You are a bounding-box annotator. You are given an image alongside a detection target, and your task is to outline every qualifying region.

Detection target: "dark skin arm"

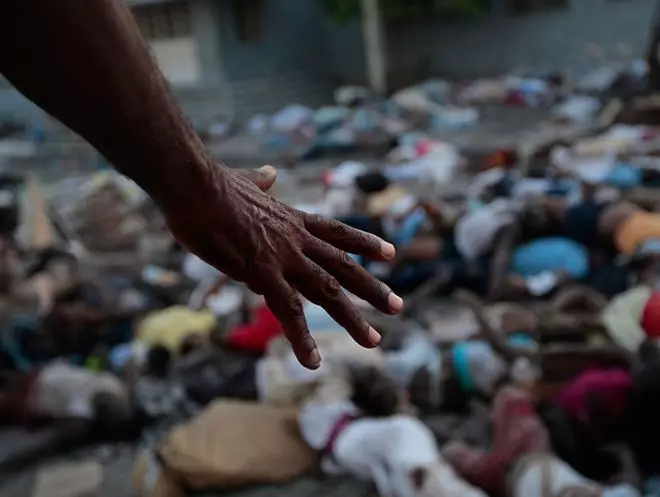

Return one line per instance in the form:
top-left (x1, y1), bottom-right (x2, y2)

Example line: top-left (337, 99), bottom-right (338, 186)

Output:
top-left (0, 0), bottom-right (403, 369)
top-left (0, 419), bottom-right (89, 478)
top-left (455, 289), bottom-right (526, 363)
top-left (456, 290), bottom-right (634, 369)
top-left (487, 223), bottom-right (519, 302)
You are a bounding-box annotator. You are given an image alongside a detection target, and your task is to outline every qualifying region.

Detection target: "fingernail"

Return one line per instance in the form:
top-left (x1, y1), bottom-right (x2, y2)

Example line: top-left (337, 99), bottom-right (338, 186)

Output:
top-left (259, 165), bottom-right (277, 176)
top-left (308, 348), bottom-right (321, 369)
top-left (388, 292), bottom-right (404, 313)
top-left (381, 242), bottom-right (396, 259)
top-left (368, 327), bottom-right (381, 345)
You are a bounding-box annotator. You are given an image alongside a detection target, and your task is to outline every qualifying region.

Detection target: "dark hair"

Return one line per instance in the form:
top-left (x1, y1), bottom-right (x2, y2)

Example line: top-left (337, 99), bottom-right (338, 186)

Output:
top-left (349, 365), bottom-right (400, 417)
top-left (146, 346), bottom-right (172, 378)
top-left (627, 378), bottom-right (660, 476)
top-left (178, 333), bottom-right (205, 357)
top-left (92, 391), bottom-right (132, 428)
top-left (355, 172), bottom-right (390, 195)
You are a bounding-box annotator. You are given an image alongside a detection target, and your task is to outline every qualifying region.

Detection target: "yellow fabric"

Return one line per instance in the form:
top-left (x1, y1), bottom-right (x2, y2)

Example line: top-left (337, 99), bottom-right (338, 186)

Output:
top-left (367, 186), bottom-right (410, 217)
top-left (136, 306), bottom-right (216, 353)
top-left (602, 285), bottom-right (651, 353)
top-left (614, 211), bottom-right (660, 255)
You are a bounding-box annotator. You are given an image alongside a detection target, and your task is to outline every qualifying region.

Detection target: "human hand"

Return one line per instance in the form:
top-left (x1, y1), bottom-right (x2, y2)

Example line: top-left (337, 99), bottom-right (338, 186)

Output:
top-left (164, 165), bottom-right (403, 369)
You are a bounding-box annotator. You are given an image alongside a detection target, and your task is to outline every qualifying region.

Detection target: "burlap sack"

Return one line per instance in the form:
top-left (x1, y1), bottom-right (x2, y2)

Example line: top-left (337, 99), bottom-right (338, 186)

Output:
top-left (158, 400), bottom-right (317, 490)
top-left (133, 450), bottom-right (185, 497)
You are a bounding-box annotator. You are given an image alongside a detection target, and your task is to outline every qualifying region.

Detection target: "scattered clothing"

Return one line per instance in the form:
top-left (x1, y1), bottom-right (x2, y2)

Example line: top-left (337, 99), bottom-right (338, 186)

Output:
top-left (136, 307), bottom-right (216, 354)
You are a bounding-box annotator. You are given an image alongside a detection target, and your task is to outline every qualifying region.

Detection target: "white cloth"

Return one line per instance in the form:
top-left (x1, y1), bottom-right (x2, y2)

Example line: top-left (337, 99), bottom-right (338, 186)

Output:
top-left (468, 168), bottom-right (507, 198)
top-left (525, 271), bottom-right (559, 297)
top-left (602, 285), bottom-right (652, 353)
top-left (455, 199), bottom-right (522, 262)
top-left (384, 332), bottom-right (440, 390)
top-left (298, 399), bottom-right (359, 453)
top-left (513, 453), bottom-right (640, 497)
top-left (460, 342), bottom-right (508, 396)
top-left (327, 161), bottom-right (368, 188)
top-left (334, 414), bottom-right (487, 497)
top-left (188, 279), bottom-right (243, 318)
top-left (29, 362), bottom-right (128, 420)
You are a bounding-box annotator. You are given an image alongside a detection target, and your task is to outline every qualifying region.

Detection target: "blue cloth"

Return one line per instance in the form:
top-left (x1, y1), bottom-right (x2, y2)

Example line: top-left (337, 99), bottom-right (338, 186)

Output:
top-left (511, 237), bottom-right (589, 279)
top-left (109, 343), bottom-right (134, 373)
top-left (607, 163), bottom-right (643, 189)
top-left (508, 333), bottom-right (539, 350)
top-left (393, 208), bottom-right (427, 247)
top-left (452, 342), bottom-right (479, 394)
top-left (547, 178), bottom-right (578, 197)
top-left (453, 335), bottom-right (539, 394)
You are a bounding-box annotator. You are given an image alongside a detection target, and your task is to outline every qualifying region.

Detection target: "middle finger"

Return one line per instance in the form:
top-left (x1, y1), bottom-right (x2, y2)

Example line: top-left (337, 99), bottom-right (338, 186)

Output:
top-left (287, 259), bottom-right (381, 348)
top-left (303, 238), bottom-right (401, 315)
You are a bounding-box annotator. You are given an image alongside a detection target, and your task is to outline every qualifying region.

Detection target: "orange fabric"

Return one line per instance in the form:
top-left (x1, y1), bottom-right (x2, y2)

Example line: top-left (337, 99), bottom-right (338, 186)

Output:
top-left (484, 149), bottom-right (517, 170)
top-left (614, 211), bottom-right (660, 255)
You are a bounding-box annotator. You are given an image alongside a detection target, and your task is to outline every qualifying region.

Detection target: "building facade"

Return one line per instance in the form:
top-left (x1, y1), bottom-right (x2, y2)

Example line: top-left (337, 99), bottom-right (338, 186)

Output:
top-left (327, 0), bottom-right (659, 86)
top-left (127, 0), bottom-right (333, 122)
top-left (0, 0), bottom-right (658, 127)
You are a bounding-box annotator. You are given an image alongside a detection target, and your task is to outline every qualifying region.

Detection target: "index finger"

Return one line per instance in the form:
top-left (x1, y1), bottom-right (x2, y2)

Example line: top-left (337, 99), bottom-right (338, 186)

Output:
top-left (303, 213), bottom-right (395, 261)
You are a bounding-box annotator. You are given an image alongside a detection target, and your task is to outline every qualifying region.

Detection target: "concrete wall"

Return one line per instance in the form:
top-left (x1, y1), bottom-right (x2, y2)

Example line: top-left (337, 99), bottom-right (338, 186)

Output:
top-left (325, 0), bottom-right (658, 85)
top-left (215, 0), bottom-right (333, 117)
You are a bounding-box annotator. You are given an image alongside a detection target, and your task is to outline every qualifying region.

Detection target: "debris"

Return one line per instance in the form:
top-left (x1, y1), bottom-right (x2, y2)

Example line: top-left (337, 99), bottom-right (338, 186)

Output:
top-left (33, 460), bottom-right (103, 497)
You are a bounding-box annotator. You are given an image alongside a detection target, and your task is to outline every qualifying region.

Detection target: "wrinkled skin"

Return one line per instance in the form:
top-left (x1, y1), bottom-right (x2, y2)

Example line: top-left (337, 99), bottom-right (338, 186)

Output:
top-left (166, 165), bottom-right (403, 369)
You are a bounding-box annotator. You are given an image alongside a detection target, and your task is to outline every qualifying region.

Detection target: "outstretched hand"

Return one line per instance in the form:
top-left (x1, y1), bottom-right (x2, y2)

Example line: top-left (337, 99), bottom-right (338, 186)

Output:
top-left (165, 165), bottom-right (403, 369)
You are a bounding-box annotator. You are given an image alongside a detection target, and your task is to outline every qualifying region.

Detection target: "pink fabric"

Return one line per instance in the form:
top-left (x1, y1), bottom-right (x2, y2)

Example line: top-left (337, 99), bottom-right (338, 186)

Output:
top-left (554, 369), bottom-right (631, 424)
top-left (414, 140), bottom-right (435, 157)
top-left (443, 386), bottom-right (549, 497)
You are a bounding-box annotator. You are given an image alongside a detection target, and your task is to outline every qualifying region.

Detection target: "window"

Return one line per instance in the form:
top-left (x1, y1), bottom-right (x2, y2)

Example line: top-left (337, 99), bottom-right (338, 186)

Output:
top-left (132, 1), bottom-right (192, 40)
top-left (232, 0), bottom-right (264, 43)
top-left (509, 0), bottom-right (568, 15)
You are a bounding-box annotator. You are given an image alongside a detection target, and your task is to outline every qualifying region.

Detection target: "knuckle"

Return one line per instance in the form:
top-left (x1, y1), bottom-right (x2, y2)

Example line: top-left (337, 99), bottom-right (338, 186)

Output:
top-left (337, 252), bottom-right (357, 272)
top-left (320, 274), bottom-right (342, 297)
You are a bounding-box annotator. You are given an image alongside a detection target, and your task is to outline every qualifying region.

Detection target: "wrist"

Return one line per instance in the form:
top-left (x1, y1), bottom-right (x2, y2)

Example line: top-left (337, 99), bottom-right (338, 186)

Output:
top-left (136, 151), bottom-right (224, 214)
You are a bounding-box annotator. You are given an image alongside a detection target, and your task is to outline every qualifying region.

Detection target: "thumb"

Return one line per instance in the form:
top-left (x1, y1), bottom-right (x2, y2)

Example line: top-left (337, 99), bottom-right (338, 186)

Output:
top-left (239, 165), bottom-right (277, 192)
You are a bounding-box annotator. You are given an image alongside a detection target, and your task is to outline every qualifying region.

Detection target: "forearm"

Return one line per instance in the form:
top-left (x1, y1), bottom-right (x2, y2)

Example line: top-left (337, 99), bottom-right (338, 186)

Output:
top-left (488, 225), bottom-right (517, 300)
top-left (0, 0), bottom-right (218, 211)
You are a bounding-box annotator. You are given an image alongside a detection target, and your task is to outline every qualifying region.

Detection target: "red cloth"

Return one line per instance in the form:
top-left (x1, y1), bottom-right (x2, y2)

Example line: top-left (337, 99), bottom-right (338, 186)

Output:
top-left (225, 305), bottom-right (282, 354)
top-left (414, 140), bottom-right (435, 157)
top-left (322, 414), bottom-right (358, 459)
top-left (443, 387), bottom-right (549, 497)
top-left (641, 292), bottom-right (660, 338)
top-left (554, 368), bottom-right (631, 424)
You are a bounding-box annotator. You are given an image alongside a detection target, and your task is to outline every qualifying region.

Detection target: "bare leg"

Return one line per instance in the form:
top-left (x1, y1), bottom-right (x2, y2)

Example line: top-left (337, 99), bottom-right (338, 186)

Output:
top-left (549, 285), bottom-right (607, 313)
